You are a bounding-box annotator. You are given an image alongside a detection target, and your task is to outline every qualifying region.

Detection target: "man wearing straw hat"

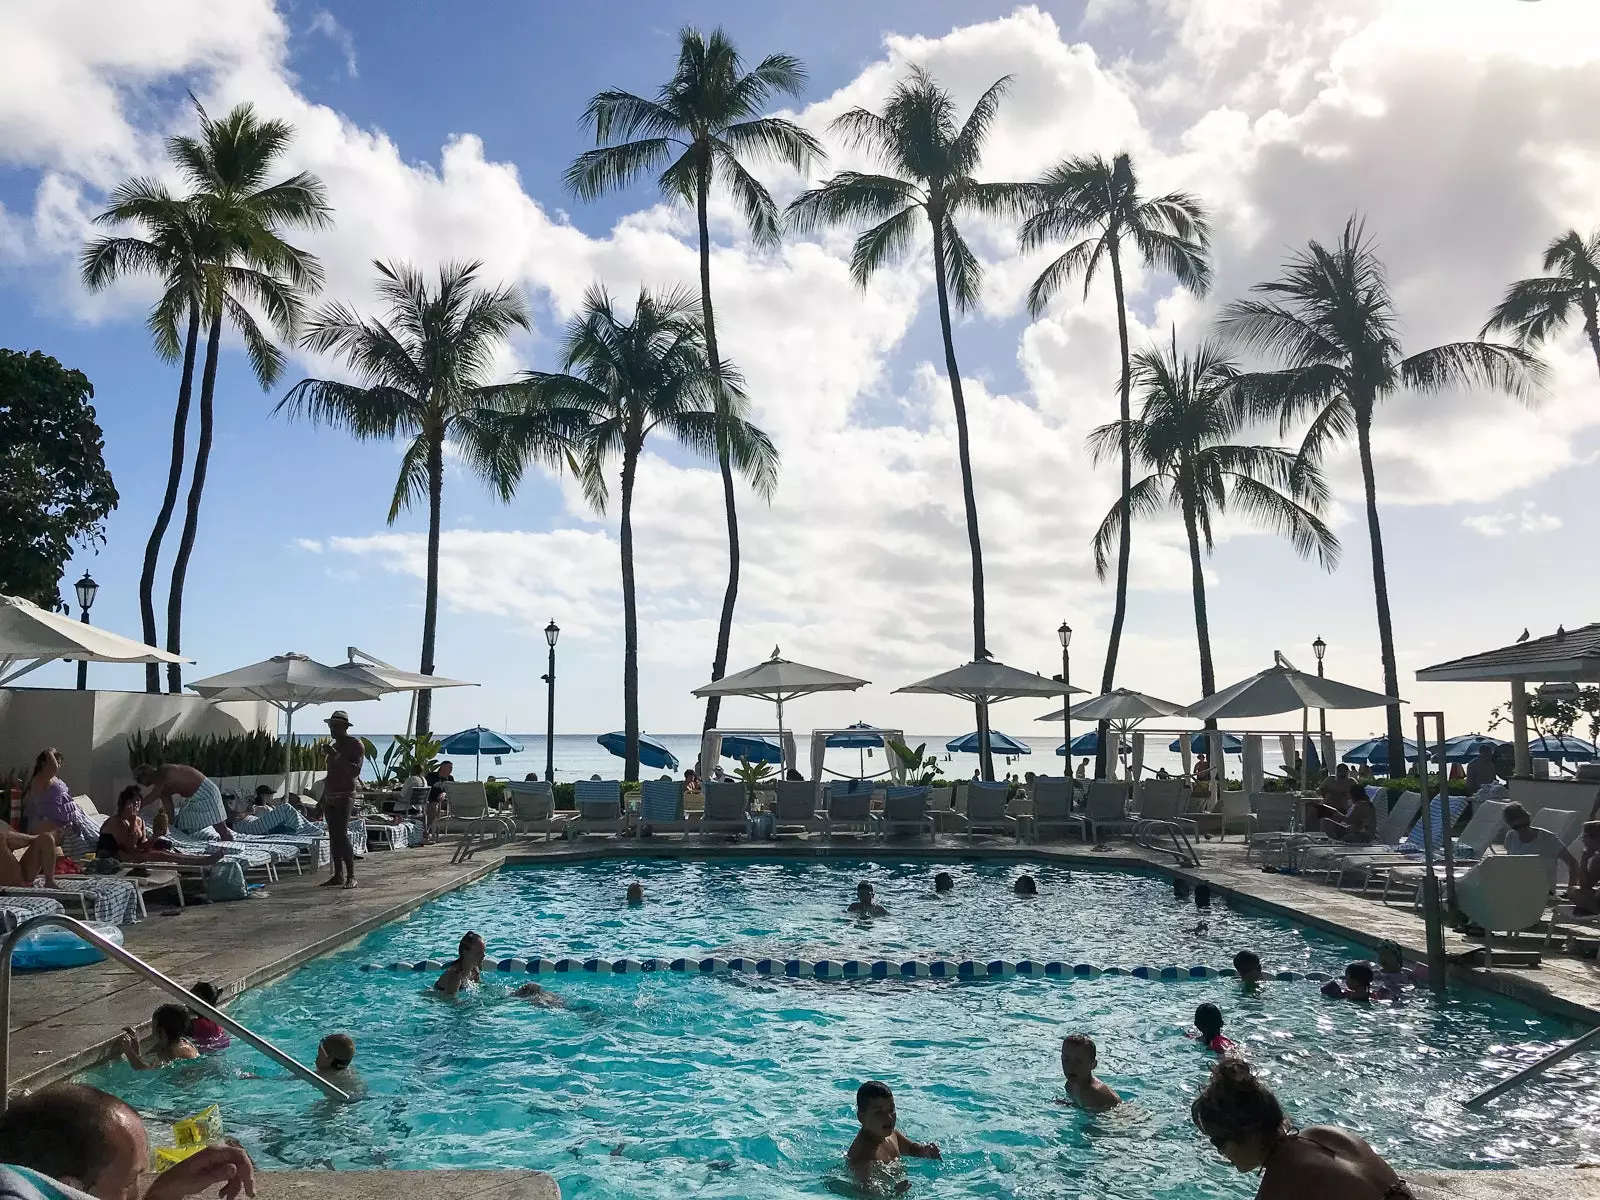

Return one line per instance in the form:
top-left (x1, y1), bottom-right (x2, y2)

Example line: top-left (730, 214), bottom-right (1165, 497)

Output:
top-left (322, 710), bottom-right (363, 890)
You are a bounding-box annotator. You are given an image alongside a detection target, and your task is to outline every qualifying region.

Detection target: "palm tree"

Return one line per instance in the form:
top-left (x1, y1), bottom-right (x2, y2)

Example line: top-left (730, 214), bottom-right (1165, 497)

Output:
top-left (278, 260), bottom-right (574, 735)
top-left (1019, 151), bottom-right (1211, 774)
top-left (1220, 216), bottom-right (1543, 772)
top-left (161, 100), bottom-right (331, 690)
top-left (1482, 227), bottom-right (1600, 383)
top-left (1087, 335), bottom-right (1340, 707)
top-left (566, 27), bottom-right (818, 736)
top-left (81, 185), bottom-right (209, 692)
top-left (524, 285), bottom-right (776, 781)
top-left (787, 68), bottom-right (1029, 780)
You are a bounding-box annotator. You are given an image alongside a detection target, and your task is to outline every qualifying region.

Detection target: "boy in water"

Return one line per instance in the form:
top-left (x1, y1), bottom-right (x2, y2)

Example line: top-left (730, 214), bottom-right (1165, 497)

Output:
top-left (1232, 951), bottom-right (1264, 989)
top-left (847, 881), bottom-right (888, 917)
top-left (186, 982), bottom-right (230, 1052)
top-left (434, 931), bottom-right (486, 997)
top-left (933, 872), bottom-right (954, 894)
top-left (1013, 874), bottom-right (1038, 896)
top-left (316, 1033), bottom-right (357, 1079)
top-left (515, 982), bottom-right (565, 1008)
top-left (626, 882), bottom-right (644, 906)
top-left (1372, 942), bottom-right (1417, 994)
top-left (1056, 1034), bottom-right (1121, 1111)
top-left (1189, 1003), bottom-right (1236, 1053)
top-left (846, 1080), bottom-right (940, 1186)
top-left (1322, 961), bottom-right (1384, 1001)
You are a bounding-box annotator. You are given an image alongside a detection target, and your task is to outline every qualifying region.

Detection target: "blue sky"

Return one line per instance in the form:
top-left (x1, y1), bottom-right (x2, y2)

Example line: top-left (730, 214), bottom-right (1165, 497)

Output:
top-left (4, 1), bottom-right (1599, 740)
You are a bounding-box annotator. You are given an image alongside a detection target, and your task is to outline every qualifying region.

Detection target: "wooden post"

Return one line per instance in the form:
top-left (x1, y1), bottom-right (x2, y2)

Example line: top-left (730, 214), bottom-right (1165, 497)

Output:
top-left (1511, 680), bottom-right (1532, 778)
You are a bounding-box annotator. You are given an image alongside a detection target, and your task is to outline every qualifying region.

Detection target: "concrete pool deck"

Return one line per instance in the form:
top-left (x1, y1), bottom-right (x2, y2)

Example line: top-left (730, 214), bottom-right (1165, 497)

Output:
top-left (6, 832), bottom-right (1598, 1196)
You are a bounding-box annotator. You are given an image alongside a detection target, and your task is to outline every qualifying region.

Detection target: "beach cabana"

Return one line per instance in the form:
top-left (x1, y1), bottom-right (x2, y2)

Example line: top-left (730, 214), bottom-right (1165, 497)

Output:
top-left (809, 724), bottom-right (905, 782)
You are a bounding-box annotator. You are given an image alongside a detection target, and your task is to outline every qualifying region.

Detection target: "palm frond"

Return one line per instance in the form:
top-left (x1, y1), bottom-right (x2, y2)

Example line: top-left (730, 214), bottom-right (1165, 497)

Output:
top-left (1025, 237), bottom-right (1098, 317)
top-left (717, 116), bottom-right (822, 173)
top-left (1398, 340), bottom-right (1545, 405)
top-left (1226, 475), bottom-right (1341, 571)
top-left (220, 291), bottom-right (286, 389)
top-left (940, 218), bottom-right (983, 311)
top-left (386, 436), bottom-right (431, 524)
top-left (848, 205), bottom-right (922, 288)
top-left (1480, 275), bottom-right (1577, 346)
top-left (786, 172), bottom-right (921, 233)
top-left (580, 89), bottom-right (684, 144)
top-left (564, 139), bottom-right (682, 202)
top-left (274, 377), bottom-right (417, 439)
top-left (711, 144), bottom-right (782, 247)
top-left (1090, 474), bottom-right (1167, 579)
top-left (948, 76), bottom-right (1012, 177)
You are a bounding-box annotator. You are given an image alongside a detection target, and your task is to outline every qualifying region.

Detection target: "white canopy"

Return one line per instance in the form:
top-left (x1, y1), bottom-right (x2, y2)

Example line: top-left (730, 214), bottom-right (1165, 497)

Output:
top-left (696, 728), bottom-right (799, 781)
top-left (339, 648), bottom-right (476, 735)
top-left (0, 594), bottom-right (189, 686)
top-left (691, 648), bottom-right (868, 769)
top-left (808, 726), bottom-right (907, 783)
top-left (1036, 688), bottom-right (1188, 723)
top-left (1185, 658), bottom-right (1397, 720)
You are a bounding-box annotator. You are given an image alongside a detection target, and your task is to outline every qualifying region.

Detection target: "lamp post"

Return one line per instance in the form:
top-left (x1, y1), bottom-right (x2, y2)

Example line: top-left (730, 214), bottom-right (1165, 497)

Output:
top-left (1312, 634), bottom-right (1327, 747)
top-left (1058, 621), bottom-right (1072, 776)
top-left (541, 620), bottom-right (559, 783)
top-left (74, 572), bottom-right (99, 691)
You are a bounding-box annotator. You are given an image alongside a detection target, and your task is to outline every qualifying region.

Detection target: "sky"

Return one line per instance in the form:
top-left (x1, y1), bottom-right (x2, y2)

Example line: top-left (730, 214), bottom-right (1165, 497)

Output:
top-left (2, 0), bottom-right (1598, 741)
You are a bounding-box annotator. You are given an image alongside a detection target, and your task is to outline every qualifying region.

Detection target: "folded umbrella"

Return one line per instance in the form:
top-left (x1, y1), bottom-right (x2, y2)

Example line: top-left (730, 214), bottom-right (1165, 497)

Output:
top-left (597, 731), bottom-right (679, 772)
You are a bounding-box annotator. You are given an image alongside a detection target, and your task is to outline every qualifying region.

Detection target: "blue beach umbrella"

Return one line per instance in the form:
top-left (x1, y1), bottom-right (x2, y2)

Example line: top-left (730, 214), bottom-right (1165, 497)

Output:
top-left (720, 734), bottom-right (784, 765)
top-left (1167, 733), bottom-right (1244, 755)
top-left (1429, 734), bottom-right (1504, 764)
top-left (946, 729), bottom-right (1032, 756)
top-left (1056, 731), bottom-right (1130, 757)
top-left (596, 731), bottom-right (679, 772)
top-left (1341, 736), bottom-right (1419, 767)
top-left (437, 725), bottom-right (524, 780)
top-left (1528, 734), bottom-right (1597, 763)
top-left (827, 722), bottom-right (887, 777)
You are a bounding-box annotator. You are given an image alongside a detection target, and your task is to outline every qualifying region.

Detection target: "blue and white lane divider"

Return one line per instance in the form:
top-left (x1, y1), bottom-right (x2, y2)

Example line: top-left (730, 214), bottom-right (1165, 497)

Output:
top-left (362, 957), bottom-right (1332, 982)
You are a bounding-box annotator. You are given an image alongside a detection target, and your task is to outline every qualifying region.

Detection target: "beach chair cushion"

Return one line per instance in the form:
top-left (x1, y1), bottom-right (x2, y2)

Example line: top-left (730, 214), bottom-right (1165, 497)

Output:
top-left (0, 894), bottom-right (67, 929)
top-left (827, 792), bottom-right (872, 823)
top-left (638, 780), bottom-right (683, 823)
top-left (8, 878), bottom-right (141, 925)
top-left (703, 783), bottom-right (748, 824)
top-left (1031, 777), bottom-right (1073, 819)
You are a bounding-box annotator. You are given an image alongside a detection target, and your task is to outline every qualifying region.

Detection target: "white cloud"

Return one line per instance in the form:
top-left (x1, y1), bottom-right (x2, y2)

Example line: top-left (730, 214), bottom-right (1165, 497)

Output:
top-left (292, 537), bottom-right (323, 553)
top-left (308, 10), bottom-right (357, 78)
top-left (1462, 502), bottom-right (1564, 539)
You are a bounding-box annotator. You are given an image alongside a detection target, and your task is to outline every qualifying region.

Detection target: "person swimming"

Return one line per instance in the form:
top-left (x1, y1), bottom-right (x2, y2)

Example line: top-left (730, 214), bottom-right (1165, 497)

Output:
top-left (514, 982), bottom-right (565, 1008)
top-left (434, 931), bottom-right (486, 997)
top-left (1373, 942), bottom-right (1417, 994)
top-left (1056, 1034), bottom-right (1121, 1111)
top-left (934, 871), bottom-right (954, 894)
top-left (626, 882), bottom-right (644, 906)
top-left (845, 1080), bottom-right (940, 1188)
top-left (120, 1004), bottom-right (199, 1069)
top-left (1190, 1003), bottom-right (1237, 1053)
top-left (186, 981), bottom-right (230, 1052)
top-left (1013, 874), bottom-right (1038, 896)
top-left (1232, 951), bottom-right (1264, 988)
top-left (1173, 877), bottom-right (1193, 900)
top-left (1321, 961), bottom-right (1389, 1002)
top-left (316, 1032), bottom-right (357, 1078)
top-left (847, 881), bottom-right (888, 917)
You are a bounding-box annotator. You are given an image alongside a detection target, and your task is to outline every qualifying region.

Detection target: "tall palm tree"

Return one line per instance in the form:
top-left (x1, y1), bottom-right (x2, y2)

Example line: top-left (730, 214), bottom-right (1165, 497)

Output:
top-left (278, 260), bottom-right (574, 735)
top-left (81, 185), bottom-right (209, 692)
top-left (1482, 227), bottom-right (1600, 383)
top-left (1019, 152), bottom-right (1211, 774)
top-left (566, 27), bottom-right (819, 736)
top-left (162, 100), bottom-right (330, 690)
top-left (524, 285), bottom-right (776, 781)
top-left (1087, 335), bottom-right (1340, 707)
top-left (787, 68), bottom-right (1029, 780)
top-left (1220, 217), bottom-right (1543, 772)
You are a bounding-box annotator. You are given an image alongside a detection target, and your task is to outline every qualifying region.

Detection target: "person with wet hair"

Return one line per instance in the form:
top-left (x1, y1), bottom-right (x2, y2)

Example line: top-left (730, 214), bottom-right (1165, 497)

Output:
top-left (933, 871), bottom-right (955, 893)
top-left (1013, 874), bottom-right (1038, 896)
top-left (434, 931), bottom-right (486, 997)
top-left (1191, 1057), bottom-right (1415, 1198)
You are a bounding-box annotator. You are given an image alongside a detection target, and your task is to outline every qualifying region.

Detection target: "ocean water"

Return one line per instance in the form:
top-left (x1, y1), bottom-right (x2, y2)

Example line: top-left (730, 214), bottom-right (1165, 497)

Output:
top-left (82, 859), bottom-right (1594, 1199)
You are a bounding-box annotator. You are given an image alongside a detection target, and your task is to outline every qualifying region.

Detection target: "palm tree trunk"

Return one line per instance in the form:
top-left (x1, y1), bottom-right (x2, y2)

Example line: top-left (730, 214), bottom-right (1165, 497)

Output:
top-left (696, 164), bottom-right (738, 736)
top-left (1582, 292), bottom-right (1600, 384)
top-left (1182, 493), bottom-right (1220, 751)
top-left (930, 219), bottom-right (991, 782)
top-left (164, 308), bottom-right (221, 693)
top-left (1355, 411), bottom-right (1405, 775)
top-left (1097, 240), bottom-right (1134, 777)
top-left (143, 301), bottom-right (200, 692)
top-left (620, 441), bottom-right (641, 783)
top-left (414, 428), bottom-right (444, 736)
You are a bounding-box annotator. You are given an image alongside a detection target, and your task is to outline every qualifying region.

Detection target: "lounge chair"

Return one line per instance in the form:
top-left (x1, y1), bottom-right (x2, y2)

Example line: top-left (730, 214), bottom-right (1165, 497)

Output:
top-left (1370, 800), bottom-right (1509, 902)
top-left (1241, 795), bottom-right (1300, 862)
top-left (926, 784), bottom-right (959, 832)
top-left (506, 781), bottom-right (576, 841)
top-left (879, 786), bottom-right (934, 841)
top-left (634, 779), bottom-right (691, 837)
top-left (1135, 778), bottom-right (1185, 822)
top-left (436, 781), bottom-right (491, 835)
top-left (955, 781), bottom-right (1016, 842)
top-left (569, 780), bottom-right (629, 839)
top-left (824, 785), bottom-right (874, 839)
top-left (1456, 854), bottom-right (1553, 965)
top-left (698, 783), bottom-right (750, 838)
top-left (1291, 791), bottom-right (1418, 873)
top-left (1025, 777), bottom-right (1083, 842)
top-left (1081, 781), bottom-right (1134, 843)
top-left (1318, 793), bottom-right (1463, 887)
top-left (1, 894), bottom-right (66, 929)
top-left (770, 781), bottom-right (825, 839)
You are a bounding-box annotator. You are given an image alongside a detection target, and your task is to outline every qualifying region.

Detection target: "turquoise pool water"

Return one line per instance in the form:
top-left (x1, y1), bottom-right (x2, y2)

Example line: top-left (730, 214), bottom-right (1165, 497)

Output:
top-left (82, 860), bottom-right (1596, 1198)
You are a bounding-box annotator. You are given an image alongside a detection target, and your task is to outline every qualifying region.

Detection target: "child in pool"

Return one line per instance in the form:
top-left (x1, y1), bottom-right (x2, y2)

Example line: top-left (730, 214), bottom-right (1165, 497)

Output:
top-left (846, 1080), bottom-right (940, 1188)
top-left (1321, 961), bottom-right (1390, 1002)
top-left (847, 882), bottom-right (888, 917)
top-left (1189, 1003), bottom-right (1237, 1053)
top-left (186, 981), bottom-right (231, 1051)
top-left (121, 1004), bottom-right (199, 1069)
top-left (626, 882), bottom-right (644, 905)
top-left (1013, 874), bottom-right (1039, 896)
top-left (316, 1032), bottom-right (357, 1078)
top-left (434, 931), bottom-right (486, 997)
top-left (1056, 1034), bottom-right (1121, 1111)
top-left (1372, 943), bottom-right (1417, 994)
top-left (1232, 951), bottom-right (1264, 989)
top-left (515, 982), bottom-right (565, 1007)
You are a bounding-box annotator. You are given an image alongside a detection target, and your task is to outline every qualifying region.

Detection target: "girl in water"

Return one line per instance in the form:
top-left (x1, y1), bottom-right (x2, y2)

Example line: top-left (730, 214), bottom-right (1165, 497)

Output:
top-left (433, 931), bottom-right (487, 997)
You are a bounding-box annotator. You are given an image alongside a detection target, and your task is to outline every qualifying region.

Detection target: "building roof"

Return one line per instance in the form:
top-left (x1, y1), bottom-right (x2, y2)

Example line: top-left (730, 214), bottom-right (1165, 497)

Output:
top-left (1415, 623), bottom-right (1600, 683)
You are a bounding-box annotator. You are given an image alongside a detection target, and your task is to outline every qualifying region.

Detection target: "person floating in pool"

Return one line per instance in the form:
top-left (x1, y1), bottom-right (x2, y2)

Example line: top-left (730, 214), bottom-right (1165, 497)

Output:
top-left (1013, 874), bottom-right (1038, 896)
top-left (1232, 951), bottom-right (1265, 989)
top-left (186, 982), bottom-right (230, 1052)
top-left (626, 882), bottom-right (644, 906)
top-left (1373, 942), bottom-right (1419, 994)
top-left (514, 981), bottom-right (565, 1008)
top-left (848, 882), bottom-right (888, 917)
top-left (933, 872), bottom-right (954, 894)
top-left (1191, 1056), bottom-right (1416, 1199)
top-left (120, 1004), bottom-right (199, 1069)
top-left (1056, 1034), bottom-right (1121, 1111)
top-left (1322, 961), bottom-right (1390, 1002)
top-left (846, 1080), bottom-right (940, 1190)
top-left (1189, 1003), bottom-right (1237, 1053)
top-left (434, 931), bottom-right (487, 997)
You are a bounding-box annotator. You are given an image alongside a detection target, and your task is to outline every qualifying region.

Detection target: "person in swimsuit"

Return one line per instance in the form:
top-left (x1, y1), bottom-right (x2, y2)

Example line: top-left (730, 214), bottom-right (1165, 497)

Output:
top-left (319, 710), bottom-right (364, 890)
top-left (1013, 874), bottom-right (1039, 896)
top-left (120, 1005), bottom-right (199, 1069)
top-left (22, 748), bottom-right (93, 858)
top-left (1232, 951), bottom-right (1265, 989)
top-left (1056, 1034), bottom-right (1121, 1111)
top-left (847, 881), bottom-right (888, 917)
top-left (1189, 1003), bottom-right (1237, 1053)
top-left (845, 1080), bottom-right (940, 1188)
top-left (97, 787), bottom-right (223, 867)
top-left (133, 763), bottom-right (231, 839)
top-left (1, 757), bottom-right (60, 887)
top-left (434, 931), bottom-right (487, 997)
top-left (1192, 1056), bottom-right (1415, 1199)
top-left (186, 982), bottom-right (231, 1052)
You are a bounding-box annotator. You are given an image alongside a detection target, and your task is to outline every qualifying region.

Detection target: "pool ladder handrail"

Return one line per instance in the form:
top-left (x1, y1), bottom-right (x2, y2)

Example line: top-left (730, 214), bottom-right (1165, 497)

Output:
top-left (1463, 1023), bottom-right (1600, 1109)
top-left (450, 812), bottom-right (517, 865)
top-left (1131, 819), bottom-right (1202, 868)
top-left (0, 914), bottom-right (347, 1107)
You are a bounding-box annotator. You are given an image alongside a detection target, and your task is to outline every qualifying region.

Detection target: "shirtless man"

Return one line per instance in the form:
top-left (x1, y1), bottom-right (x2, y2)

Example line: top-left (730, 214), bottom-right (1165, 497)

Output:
top-left (133, 763), bottom-right (230, 839)
top-left (1056, 1034), bottom-right (1121, 1111)
top-left (321, 710), bottom-right (364, 890)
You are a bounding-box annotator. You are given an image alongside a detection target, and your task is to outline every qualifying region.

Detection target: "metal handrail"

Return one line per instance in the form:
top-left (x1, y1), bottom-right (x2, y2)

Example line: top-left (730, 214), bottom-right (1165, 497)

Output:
top-left (0, 914), bottom-right (346, 1106)
top-left (451, 813), bottom-right (516, 865)
top-left (1463, 1024), bottom-right (1600, 1109)
top-left (1132, 819), bottom-right (1201, 868)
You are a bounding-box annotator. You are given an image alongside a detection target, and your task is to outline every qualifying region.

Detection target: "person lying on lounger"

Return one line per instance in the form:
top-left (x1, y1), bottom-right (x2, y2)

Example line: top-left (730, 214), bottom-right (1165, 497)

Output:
top-left (97, 787), bottom-right (224, 867)
top-left (434, 931), bottom-right (487, 997)
top-left (0, 825), bottom-right (58, 890)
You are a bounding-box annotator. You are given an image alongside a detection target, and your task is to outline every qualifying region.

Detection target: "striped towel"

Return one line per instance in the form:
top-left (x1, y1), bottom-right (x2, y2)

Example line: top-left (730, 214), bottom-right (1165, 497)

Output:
top-left (574, 779), bottom-right (621, 806)
top-left (13, 878), bottom-right (140, 925)
top-left (233, 803), bottom-right (309, 836)
top-left (638, 780), bottom-right (681, 823)
top-left (0, 894), bottom-right (67, 930)
top-left (173, 778), bottom-right (228, 833)
top-left (166, 830), bottom-right (283, 869)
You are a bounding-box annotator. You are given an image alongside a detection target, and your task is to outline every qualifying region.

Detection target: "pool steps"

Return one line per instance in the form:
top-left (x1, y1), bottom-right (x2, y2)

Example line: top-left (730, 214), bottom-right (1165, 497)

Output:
top-left (362, 957), bottom-right (1333, 981)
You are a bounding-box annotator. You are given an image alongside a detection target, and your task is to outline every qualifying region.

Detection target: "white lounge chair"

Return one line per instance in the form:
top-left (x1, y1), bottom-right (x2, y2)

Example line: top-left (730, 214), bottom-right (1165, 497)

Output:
top-left (1079, 781), bottom-right (1134, 843)
top-left (770, 781), bottom-right (824, 838)
top-left (569, 779), bottom-right (628, 839)
top-left (879, 786), bottom-right (934, 841)
top-left (1371, 800), bottom-right (1508, 902)
top-left (1241, 794), bottom-right (1300, 862)
top-left (506, 780), bottom-right (575, 841)
top-left (1295, 791), bottom-right (1421, 878)
top-left (1456, 854), bottom-right (1553, 965)
top-left (698, 782), bottom-right (749, 838)
top-left (955, 781), bottom-right (1016, 842)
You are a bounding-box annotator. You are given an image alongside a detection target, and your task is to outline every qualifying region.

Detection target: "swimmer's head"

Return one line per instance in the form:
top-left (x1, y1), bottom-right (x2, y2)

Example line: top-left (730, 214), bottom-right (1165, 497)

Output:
top-left (316, 1033), bottom-right (355, 1072)
top-left (856, 881), bottom-right (875, 903)
top-left (1194, 884), bottom-right (1212, 909)
top-left (626, 882), bottom-right (644, 905)
top-left (934, 871), bottom-right (954, 893)
top-left (189, 981), bottom-right (221, 1007)
top-left (855, 1080), bottom-right (896, 1140)
top-left (1192, 1057), bottom-right (1287, 1173)
top-left (1343, 961), bottom-right (1374, 999)
top-left (1194, 1003), bottom-right (1225, 1040)
top-left (1231, 951), bottom-right (1262, 982)
top-left (1060, 1034), bottom-right (1097, 1081)
top-left (150, 1004), bottom-right (191, 1047)
top-left (1013, 874), bottom-right (1038, 896)
top-left (456, 931), bottom-right (486, 965)
top-left (1376, 941), bottom-right (1403, 973)
top-left (515, 982), bottom-right (545, 998)
top-left (1173, 877), bottom-right (1192, 900)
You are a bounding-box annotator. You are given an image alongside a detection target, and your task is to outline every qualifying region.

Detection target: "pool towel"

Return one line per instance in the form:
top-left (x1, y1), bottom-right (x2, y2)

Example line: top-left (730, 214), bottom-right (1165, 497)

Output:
top-left (14, 877), bottom-right (141, 925)
top-left (173, 778), bottom-right (228, 833)
top-left (233, 802), bottom-right (307, 836)
top-left (0, 895), bottom-right (67, 930)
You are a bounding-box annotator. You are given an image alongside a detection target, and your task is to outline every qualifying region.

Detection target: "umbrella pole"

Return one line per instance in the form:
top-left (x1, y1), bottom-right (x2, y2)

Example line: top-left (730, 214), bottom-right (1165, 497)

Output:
top-left (1300, 706), bottom-right (1310, 811)
top-left (977, 700), bottom-right (994, 782)
top-left (282, 704), bottom-right (295, 796)
top-left (776, 695), bottom-right (786, 773)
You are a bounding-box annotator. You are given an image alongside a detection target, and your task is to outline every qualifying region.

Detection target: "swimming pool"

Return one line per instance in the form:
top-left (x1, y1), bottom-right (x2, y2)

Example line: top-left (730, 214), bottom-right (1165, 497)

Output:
top-left (82, 859), bottom-right (1596, 1198)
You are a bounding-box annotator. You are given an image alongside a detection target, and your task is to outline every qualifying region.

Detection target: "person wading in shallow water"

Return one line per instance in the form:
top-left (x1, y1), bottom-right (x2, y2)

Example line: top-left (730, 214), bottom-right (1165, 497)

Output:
top-left (321, 710), bottom-right (364, 890)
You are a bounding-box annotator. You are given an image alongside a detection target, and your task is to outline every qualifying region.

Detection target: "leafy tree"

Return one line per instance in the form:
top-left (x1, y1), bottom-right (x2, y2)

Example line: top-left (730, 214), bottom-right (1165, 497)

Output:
top-left (277, 261), bottom-right (582, 735)
top-left (567, 27), bottom-right (814, 735)
top-left (1019, 151), bottom-right (1211, 774)
top-left (0, 350), bottom-right (118, 608)
top-left (1086, 336), bottom-right (1338, 707)
top-left (787, 68), bottom-right (1029, 780)
top-left (1482, 227), bottom-right (1600, 384)
top-left (1221, 217), bottom-right (1543, 772)
top-left (523, 285), bottom-right (774, 780)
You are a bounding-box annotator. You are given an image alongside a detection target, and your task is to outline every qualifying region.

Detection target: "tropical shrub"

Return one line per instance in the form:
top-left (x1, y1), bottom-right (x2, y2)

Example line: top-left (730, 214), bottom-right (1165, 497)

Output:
top-left (126, 728), bottom-right (325, 775)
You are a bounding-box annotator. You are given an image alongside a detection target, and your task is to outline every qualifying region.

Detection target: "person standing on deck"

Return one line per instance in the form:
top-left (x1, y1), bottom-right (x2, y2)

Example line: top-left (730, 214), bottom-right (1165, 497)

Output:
top-left (133, 763), bottom-right (230, 839)
top-left (320, 710), bottom-right (363, 890)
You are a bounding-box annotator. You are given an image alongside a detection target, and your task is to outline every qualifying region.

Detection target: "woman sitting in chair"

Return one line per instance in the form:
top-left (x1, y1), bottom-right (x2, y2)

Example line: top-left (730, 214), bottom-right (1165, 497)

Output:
top-left (97, 786), bottom-right (225, 867)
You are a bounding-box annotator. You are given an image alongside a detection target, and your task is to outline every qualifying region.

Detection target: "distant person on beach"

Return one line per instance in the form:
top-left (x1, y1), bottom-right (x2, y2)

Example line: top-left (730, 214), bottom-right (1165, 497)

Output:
top-left (934, 871), bottom-right (954, 894)
top-left (1077, 759), bottom-right (1089, 779)
top-left (1189, 1003), bottom-right (1236, 1053)
top-left (1233, 951), bottom-right (1264, 988)
top-left (1465, 745), bottom-right (1502, 793)
top-left (320, 710), bottom-right (363, 890)
top-left (848, 881), bottom-right (888, 917)
top-left (120, 1005), bottom-right (198, 1069)
top-left (133, 762), bottom-right (230, 839)
top-left (1057, 1034), bottom-right (1121, 1111)
top-left (434, 931), bottom-right (487, 997)
top-left (1191, 1057), bottom-right (1416, 1199)
top-left (846, 1080), bottom-right (940, 1187)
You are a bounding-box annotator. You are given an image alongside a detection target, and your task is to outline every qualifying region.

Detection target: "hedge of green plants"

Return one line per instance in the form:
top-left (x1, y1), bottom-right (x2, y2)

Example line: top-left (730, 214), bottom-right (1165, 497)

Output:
top-left (126, 728), bottom-right (324, 776)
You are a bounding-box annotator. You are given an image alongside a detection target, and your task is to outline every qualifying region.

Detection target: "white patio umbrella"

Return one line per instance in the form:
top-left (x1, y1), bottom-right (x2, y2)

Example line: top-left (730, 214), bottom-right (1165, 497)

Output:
top-left (188, 653), bottom-right (386, 783)
top-left (1035, 688), bottom-right (1188, 723)
top-left (0, 594), bottom-right (188, 686)
top-left (692, 647), bottom-right (868, 770)
top-left (336, 648), bottom-right (477, 736)
top-left (895, 657), bottom-right (1084, 780)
